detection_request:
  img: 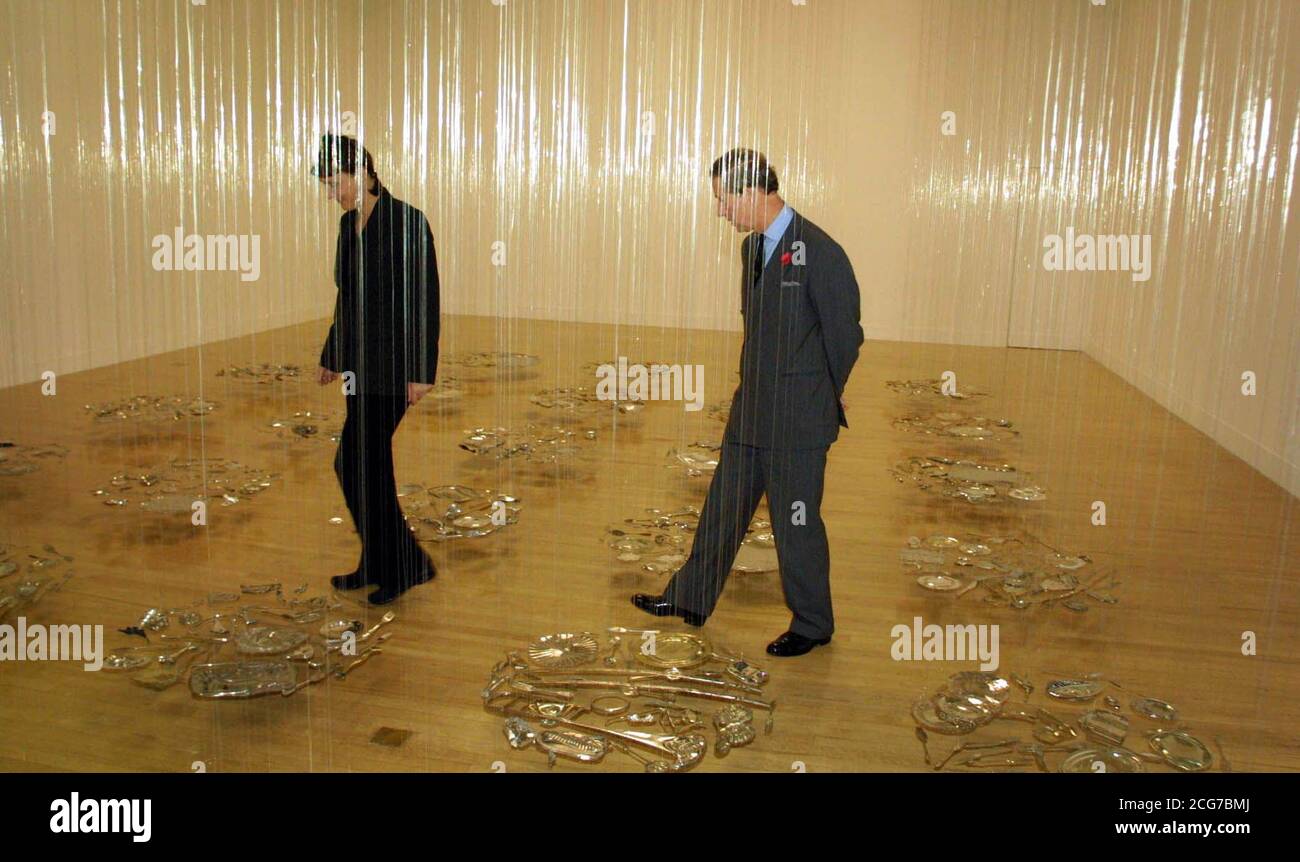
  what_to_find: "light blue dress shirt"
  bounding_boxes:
[758,203,794,268]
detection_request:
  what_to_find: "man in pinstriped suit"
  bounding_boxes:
[632,148,863,657]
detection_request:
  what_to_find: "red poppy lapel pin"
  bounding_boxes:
[780,251,793,266]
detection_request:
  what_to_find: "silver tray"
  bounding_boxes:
[235,625,308,655]
[189,661,297,698]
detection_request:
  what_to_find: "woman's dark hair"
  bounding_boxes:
[311,133,382,193]
[710,148,778,194]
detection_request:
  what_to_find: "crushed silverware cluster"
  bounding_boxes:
[913,670,1223,772]
[215,363,304,384]
[0,542,75,623]
[886,378,988,400]
[84,394,220,422]
[397,483,520,541]
[892,410,1018,441]
[889,455,1047,503]
[102,585,395,696]
[90,458,277,511]
[530,386,645,416]
[665,441,722,477]
[460,424,593,463]
[606,504,777,574]
[262,410,343,443]
[483,629,774,771]
[900,531,1118,611]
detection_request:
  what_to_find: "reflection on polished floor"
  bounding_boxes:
[0,313,1296,772]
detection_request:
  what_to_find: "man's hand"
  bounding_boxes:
[317,365,339,385]
[841,397,848,413]
[407,382,434,406]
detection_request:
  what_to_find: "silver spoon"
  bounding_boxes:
[158,643,199,664]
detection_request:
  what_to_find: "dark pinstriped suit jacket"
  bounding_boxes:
[722,209,864,449]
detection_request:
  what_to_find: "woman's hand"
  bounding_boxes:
[407,382,434,405]
[317,365,338,385]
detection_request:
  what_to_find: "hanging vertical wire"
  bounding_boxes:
[903,0,1298,696]
[1,0,1295,770]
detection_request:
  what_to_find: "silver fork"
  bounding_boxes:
[334,647,383,679]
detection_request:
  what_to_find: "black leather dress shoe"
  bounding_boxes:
[367,584,405,605]
[367,561,436,605]
[630,594,707,627]
[330,570,371,591]
[766,631,831,657]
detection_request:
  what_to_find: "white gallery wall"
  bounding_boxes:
[0,0,1295,495]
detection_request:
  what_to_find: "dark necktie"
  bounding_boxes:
[752,232,766,285]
